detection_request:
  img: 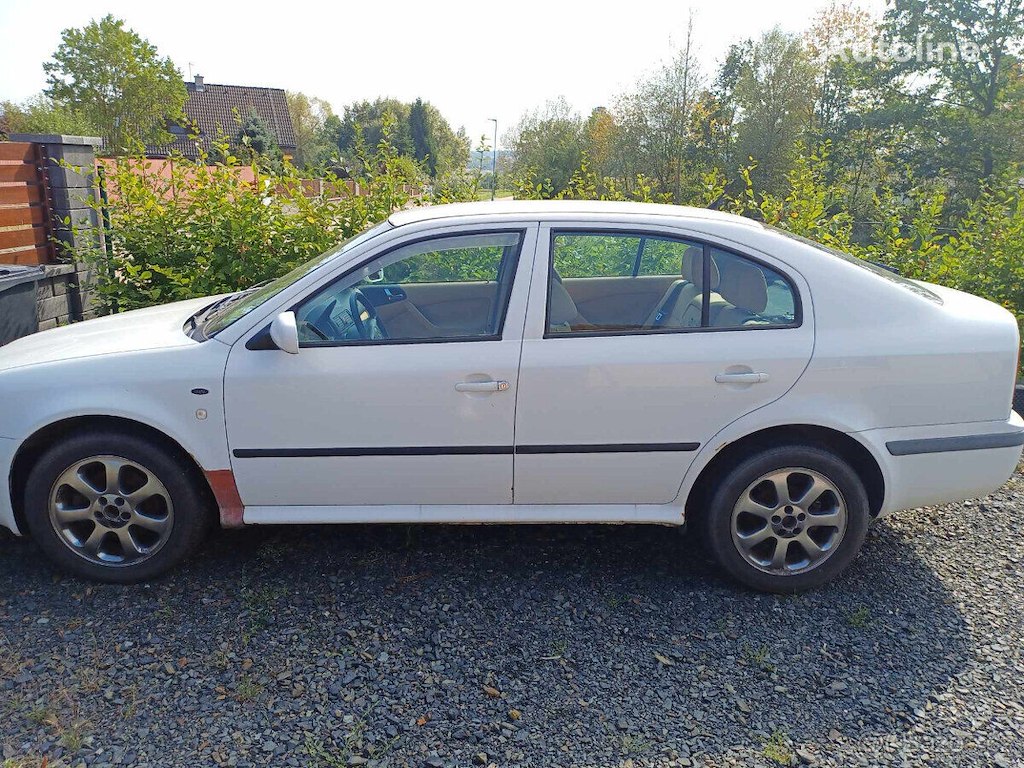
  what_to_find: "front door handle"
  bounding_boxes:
[455,380,510,393]
[715,372,770,384]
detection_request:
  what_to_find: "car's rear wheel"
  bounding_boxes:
[23,430,210,583]
[702,444,869,593]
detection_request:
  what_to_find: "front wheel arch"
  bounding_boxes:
[684,424,885,526]
[10,416,216,536]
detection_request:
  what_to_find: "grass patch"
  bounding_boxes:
[304,708,400,766]
[620,732,653,756]
[762,730,793,764]
[60,724,85,752]
[305,736,348,768]
[742,643,776,673]
[240,583,289,639]
[235,675,264,702]
[4,757,50,768]
[847,606,871,628]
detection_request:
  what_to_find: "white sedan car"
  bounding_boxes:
[1,201,1021,591]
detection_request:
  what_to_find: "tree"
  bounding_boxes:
[614,19,707,201]
[1,94,96,139]
[286,91,337,169]
[804,2,878,143]
[332,97,467,179]
[236,112,283,171]
[407,98,469,177]
[409,98,435,174]
[882,0,1024,184]
[803,2,886,216]
[730,28,817,194]
[334,98,414,164]
[43,15,186,152]
[583,106,621,186]
[506,97,585,196]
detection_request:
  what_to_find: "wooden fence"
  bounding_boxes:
[0,142,54,265]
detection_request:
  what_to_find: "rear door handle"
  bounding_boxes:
[715,372,770,384]
[455,380,510,393]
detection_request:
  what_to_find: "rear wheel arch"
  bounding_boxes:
[684,424,885,524]
[10,415,216,536]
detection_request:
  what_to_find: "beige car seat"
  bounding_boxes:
[548,271,583,332]
[644,246,720,329]
[711,258,769,326]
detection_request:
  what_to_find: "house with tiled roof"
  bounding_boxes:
[146,75,297,160]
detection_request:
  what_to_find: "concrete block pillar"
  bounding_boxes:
[8,134,104,320]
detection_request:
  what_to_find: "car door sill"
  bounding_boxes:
[242,504,684,526]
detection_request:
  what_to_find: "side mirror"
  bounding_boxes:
[269,311,299,354]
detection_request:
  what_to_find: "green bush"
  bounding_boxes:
[66,121,428,313]
[727,145,1024,368]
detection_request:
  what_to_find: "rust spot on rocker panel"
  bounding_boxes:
[205,469,244,528]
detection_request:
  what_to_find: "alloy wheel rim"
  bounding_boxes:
[730,466,847,576]
[48,455,174,567]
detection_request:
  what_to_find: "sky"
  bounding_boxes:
[0,0,886,147]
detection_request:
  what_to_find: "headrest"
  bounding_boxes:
[717,258,768,314]
[681,247,719,290]
[549,274,579,327]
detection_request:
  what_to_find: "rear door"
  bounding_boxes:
[513,223,814,505]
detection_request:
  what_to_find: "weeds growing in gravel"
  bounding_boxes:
[239,583,289,639]
[258,538,291,566]
[0,632,24,683]
[304,736,349,768]
[762,730,793,765]
[605,595,623,609]
[59,726,84,752]
[742,643,776,673]
[304,706,401,766]
[235,675,264,702]
[3,757,51,768]
[27,688,90,757]
[620,732,654,756]
[847,606,872,628]
[74,664,102,694]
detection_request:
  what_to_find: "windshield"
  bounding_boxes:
[769,227,943,305]
[200,221,392,336]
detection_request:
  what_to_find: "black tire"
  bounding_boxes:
[702,444,869,593]
[23,430,211,583]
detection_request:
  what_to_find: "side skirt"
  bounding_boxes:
[242,504,685,526]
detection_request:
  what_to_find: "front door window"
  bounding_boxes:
[296,231,524,345]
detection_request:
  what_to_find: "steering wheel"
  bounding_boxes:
[349,288,389,340]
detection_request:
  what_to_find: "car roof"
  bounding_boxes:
[388,200,764,229]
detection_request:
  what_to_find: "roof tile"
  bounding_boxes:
[146,80,297,159]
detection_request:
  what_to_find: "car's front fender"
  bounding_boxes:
[0,342,232,534]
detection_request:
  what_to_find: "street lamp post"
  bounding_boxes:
[487,118,497,201]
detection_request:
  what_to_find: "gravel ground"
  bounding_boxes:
[2,471,1023,768]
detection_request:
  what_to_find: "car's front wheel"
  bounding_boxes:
[23,430,210,583]
[702,444,869,593]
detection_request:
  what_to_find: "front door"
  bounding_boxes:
[223,226,535,510]
[513,225,814,505]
